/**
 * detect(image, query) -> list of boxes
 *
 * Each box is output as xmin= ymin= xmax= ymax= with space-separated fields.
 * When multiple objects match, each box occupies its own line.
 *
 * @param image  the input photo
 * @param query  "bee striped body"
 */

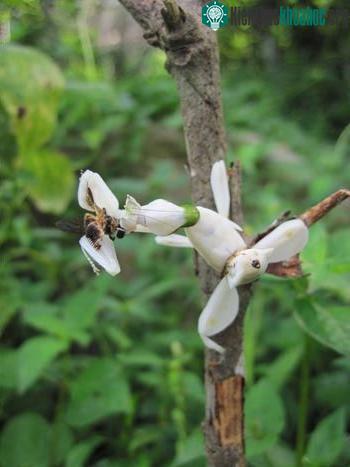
xmin=58 ymin=201 xmax=125 ymax=248
xmin=85 ymin=221 xmax=104 ymax=249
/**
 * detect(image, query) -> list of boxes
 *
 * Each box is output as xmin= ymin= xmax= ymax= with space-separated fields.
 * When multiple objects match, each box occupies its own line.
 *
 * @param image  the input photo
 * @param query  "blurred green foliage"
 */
xmin=0 ymin=0 xmax=349 ymax=466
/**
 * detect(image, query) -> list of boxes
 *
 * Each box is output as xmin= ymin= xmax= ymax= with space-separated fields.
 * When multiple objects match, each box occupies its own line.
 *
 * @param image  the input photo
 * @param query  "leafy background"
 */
xmin=0 ymin=0 xmax=349 ymax=466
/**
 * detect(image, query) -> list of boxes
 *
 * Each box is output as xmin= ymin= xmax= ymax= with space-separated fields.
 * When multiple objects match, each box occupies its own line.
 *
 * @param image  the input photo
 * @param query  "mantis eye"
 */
xmin=251 ymin=259 xmax=261 ymax=269
xmin=116 ymin=229 xmax=126 ymax=239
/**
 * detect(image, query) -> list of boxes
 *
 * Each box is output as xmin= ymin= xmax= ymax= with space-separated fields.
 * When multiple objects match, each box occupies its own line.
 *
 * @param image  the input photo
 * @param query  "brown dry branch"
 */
xmin=256 ymin=189 xmax=350 ymax=279
xmin=254 ymin=188 xmax=350 ymax=246
xmin=300 ymin=188 xmax=350 ymax=227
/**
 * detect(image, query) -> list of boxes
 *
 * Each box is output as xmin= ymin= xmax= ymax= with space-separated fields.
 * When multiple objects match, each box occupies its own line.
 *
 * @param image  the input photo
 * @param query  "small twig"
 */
xmin=255 ymin=189 xmax=350 ymax=279
xmin=266 ymin=256 xmax=303 ymax=278
xmin=300 ymin=188 xmax=350 ymax=227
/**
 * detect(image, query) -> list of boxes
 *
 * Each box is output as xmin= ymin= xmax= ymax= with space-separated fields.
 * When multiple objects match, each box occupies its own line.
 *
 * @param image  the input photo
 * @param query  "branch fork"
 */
xmin=258 ymin=189 xmax=350 ymax=279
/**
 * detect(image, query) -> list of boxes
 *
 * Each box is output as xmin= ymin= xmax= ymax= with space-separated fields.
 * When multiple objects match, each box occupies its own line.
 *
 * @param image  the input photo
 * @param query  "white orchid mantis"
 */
xmin=76 ymin=163 xmax=309 ymax=354
xmin=152 ymin=161 xmax=309 ymax=353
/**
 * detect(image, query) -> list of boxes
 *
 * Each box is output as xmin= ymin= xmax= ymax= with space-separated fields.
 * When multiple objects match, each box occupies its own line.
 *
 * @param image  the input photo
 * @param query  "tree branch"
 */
xmin=201 ymin=158 xmax=248 ymax=467
xmin=119 ymin=1 xmax=247 ymax=465
xmin=300 ymin=188 xmax=350 ymax=227
xmin=251 ymin=189 xmax=350 ymax=279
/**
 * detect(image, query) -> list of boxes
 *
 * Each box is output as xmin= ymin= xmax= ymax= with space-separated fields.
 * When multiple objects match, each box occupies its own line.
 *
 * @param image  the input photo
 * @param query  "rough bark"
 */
xmin=203 ymin=163 xmax=249 ymax=467
xmin=119 ymin=1 xmax=247 ymax=465
xmin=300 ymin=188 xmax=350 ymax=227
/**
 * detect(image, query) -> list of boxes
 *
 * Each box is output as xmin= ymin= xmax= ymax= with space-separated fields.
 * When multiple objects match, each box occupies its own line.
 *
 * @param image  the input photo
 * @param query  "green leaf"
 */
xmin=63 ymin=275 xmax=112 ymax=329
xmin=0 ymin=284 xmax=21 ymax=333
xmin=50 ymin=422 xmax=74 ymax=466
xmin=171 ymin=428 xmax=205 ymax=467
xmin=329 ymin=229 xmax=350 ymax=261
xmin=261 ymin=347 xmax=303 ymax=389
xmin=314 ymin=371 xmax=350 ymax=409
xmin=246 ymin=379 xmax=285 ymax=457
xmin=0 ymin=45 xmax=64 ymax=152
xmin=16 ymin=336 xmax=67 ymax=393
xmin=182 ymin=372 xmax=205 ymax=404
xmin=0 ymin=349 xmax=17 ymax=389
xmin=21 ymin=150 xmax=74 ymax=214
xmin=294 ymin=299 xmax=350 ymax=356
xmin=0 ymin=272 xmax=23 ymax=333
xmin=23 ymin=303 xmax=90 ymax=345
xmin=304 ymin=409 xmax=346 ymax=466
xmin=302 ymin=223 xmax=328 ymax=266
xmin=66 ymin=358 xmax=132 ymax=427
xmin=129 ymin=426 xmax=163 ymax=453
xmin=117 ymin=350 xmax=164 ymax=368
xmin=301 ymin=223 xmax=328 ymax=290
xmin=301 ymin=225 xmax=350 ymax=300
xmin=0 ymin=413 xmax=50 ymax=467
xmin=65 ymin=436 xmax=103 ymax=467
xmin=266 ymin=443 xmax=296 ymax=467
xmin=249 ymin=443 xmax=295 ymax=467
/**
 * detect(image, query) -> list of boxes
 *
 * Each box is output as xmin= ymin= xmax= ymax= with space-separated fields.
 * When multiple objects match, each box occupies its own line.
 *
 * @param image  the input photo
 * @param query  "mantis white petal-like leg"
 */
xmin=79 ymin=235 xmax=120 ymax=276
xmin=254 ymin=218 xmax=309 ymax=263
xmin=198 ymin=277 xmax=239 ymax=353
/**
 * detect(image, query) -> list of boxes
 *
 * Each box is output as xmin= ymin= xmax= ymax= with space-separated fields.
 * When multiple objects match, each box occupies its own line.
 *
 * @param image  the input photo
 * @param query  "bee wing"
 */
xmin=198 ymin=277 xmax=239 ymax=353
xmin=253 ymin=219 xmax=309 ymax=263
xmin=210 ymin=160 xmax=230 ymax=219
xmin=155 ymin=234 xmax=193 ymax=248
xmin=79 ymin=235 xmax=120 ymax=276
xmin=56 ymin=219 xmax=83 ymax=235
xmin=78 ymin=170 xmax=120 ymax=218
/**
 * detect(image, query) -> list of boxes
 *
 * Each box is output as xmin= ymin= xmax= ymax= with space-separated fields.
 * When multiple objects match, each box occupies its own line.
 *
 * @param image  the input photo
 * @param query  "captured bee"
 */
xmin=57 ymin=188 xmax=125 ymax=248
xmin=83 ymin=207 xmax=119 ymax=249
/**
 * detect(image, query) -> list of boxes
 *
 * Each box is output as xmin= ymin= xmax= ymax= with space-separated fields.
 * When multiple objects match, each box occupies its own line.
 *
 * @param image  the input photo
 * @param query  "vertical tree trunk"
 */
xmin=119 ymin=1 xmax=249 ymax=465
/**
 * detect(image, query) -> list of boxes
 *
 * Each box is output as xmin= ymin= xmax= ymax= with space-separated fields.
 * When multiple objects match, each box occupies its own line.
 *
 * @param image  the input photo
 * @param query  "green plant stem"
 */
xmin=77 ymin=0 xmax=98 ymax=81
xmin=296 ymin=335 xmax=311 ymax=466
